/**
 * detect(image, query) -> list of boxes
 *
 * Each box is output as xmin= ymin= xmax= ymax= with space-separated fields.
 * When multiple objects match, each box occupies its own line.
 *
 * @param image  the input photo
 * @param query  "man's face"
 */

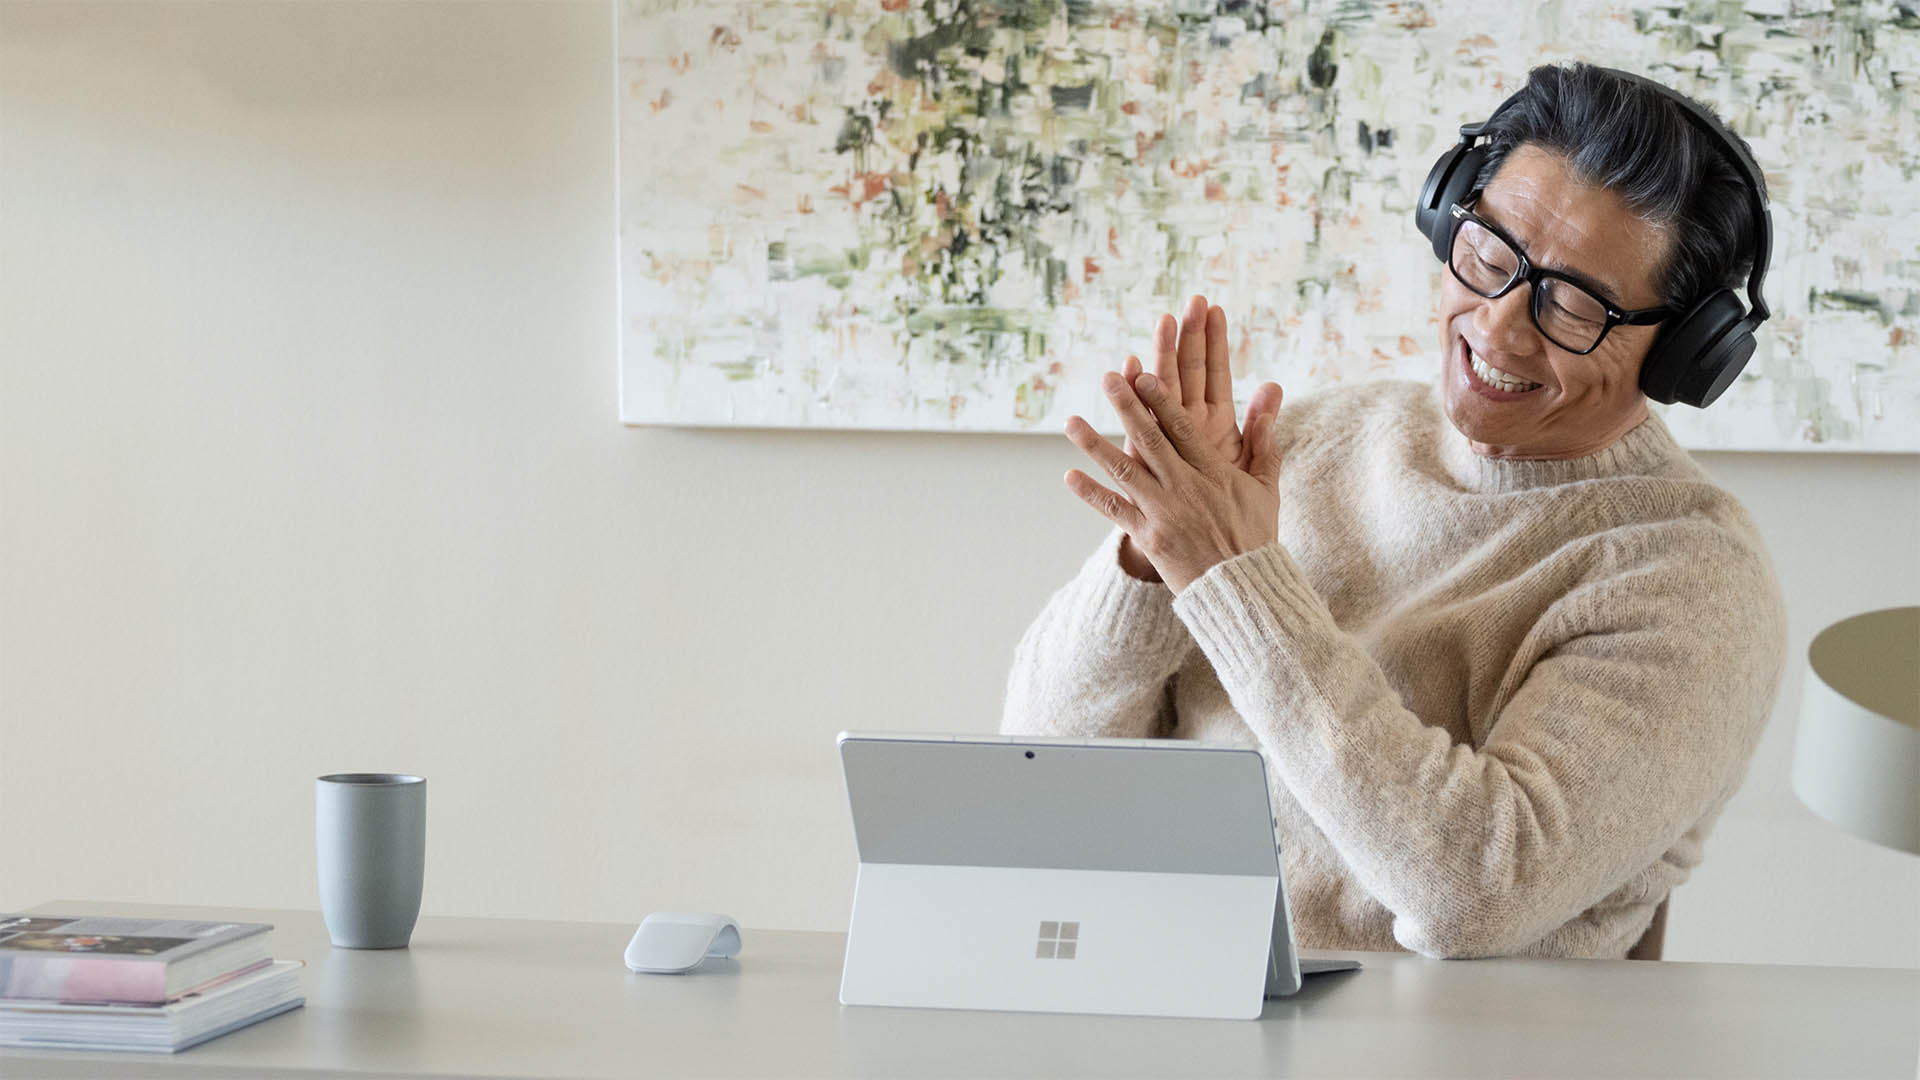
xmin=1438 ymin=144 xmax=1675 ymax=460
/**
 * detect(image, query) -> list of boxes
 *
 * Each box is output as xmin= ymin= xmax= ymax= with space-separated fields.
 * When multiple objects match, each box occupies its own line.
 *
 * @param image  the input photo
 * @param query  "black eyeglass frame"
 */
xmin=1446 ymin=200 xmax=1672 ymax=355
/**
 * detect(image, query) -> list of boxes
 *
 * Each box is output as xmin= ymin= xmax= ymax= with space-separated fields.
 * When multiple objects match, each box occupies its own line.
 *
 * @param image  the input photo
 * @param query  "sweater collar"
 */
xmin=1432 ymin=383 xmax=1686 ymax=493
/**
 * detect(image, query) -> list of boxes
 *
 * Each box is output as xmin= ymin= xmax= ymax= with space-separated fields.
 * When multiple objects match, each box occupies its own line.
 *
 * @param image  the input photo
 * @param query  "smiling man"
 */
xmin=1441 ymin=144 xmax=1678 ymax=460
xmin=1003 ymin=63 xmax=1788 ymax=960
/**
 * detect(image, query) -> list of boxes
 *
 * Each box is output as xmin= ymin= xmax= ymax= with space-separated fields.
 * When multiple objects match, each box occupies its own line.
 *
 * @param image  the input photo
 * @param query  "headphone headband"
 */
xmin=1599 ymin=69 xmax=1771 ymax=322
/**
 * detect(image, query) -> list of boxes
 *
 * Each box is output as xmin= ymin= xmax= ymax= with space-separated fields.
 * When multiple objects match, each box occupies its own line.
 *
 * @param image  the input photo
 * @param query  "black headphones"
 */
xmin=1413 ymin=68 xmax=1773 ymax=409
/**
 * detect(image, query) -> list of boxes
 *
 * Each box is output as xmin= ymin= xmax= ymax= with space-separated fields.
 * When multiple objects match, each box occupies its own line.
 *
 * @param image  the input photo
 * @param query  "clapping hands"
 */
xmin=1064 ymin=295 xmax=1286 ymax=593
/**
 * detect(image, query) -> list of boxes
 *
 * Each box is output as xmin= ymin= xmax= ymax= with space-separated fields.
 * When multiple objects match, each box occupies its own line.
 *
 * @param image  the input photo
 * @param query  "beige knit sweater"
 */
xmin=1002 ymin=377 xmax=1788 ymax=959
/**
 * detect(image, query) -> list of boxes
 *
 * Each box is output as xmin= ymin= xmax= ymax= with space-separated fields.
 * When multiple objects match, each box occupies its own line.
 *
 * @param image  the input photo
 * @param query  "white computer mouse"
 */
xmin=623 ymin=912 xmax=742 ymax=974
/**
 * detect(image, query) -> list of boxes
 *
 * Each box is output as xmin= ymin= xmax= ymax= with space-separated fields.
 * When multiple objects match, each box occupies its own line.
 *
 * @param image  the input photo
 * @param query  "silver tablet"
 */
xmin=837 ymin=732 xmax=1353 ymax=1019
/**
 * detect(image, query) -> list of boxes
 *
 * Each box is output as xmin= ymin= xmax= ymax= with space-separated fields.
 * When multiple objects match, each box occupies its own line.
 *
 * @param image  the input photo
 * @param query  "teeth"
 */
xmin=1468 ymin=347 xmax=1540 ymax=392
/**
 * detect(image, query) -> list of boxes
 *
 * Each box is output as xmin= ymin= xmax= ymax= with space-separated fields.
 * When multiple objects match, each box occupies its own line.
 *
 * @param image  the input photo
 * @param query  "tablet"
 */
xmin=837 ymin=732 xmax=1355 ymax=1019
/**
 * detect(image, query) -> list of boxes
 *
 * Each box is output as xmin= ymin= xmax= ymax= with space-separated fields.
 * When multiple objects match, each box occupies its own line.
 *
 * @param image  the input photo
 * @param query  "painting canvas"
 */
xmin=617 ymin=0 xmax=1920 ymax=451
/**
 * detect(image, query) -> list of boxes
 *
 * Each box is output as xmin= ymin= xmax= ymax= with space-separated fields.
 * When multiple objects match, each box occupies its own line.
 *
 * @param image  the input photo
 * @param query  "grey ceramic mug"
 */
xmin=316 ymin=773 xmax=426 ymax=949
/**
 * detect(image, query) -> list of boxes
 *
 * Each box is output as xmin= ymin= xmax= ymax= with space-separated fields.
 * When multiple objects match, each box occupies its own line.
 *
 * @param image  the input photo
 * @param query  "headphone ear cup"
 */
xmin=1415 ymin=145 xmax=1486 ymax=260
xmin=1640 ymin=289 xmax=1749 ymax=407
xmin=1680 ymin=320 xmax=1757 ymax=409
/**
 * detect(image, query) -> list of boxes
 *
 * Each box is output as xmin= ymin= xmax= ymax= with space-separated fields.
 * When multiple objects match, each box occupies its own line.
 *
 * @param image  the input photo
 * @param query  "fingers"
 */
xmin=1176 ymin=294 xmax=1209 ymax=406
xmin=1130 ymin=372 xmax=1215 ymax=472
xmin=1066 ymin=407 xmax=1154 ymax=493
xmin=1150 ymin=314 xmax=1179 ymax=404
xmin=1098 ymin=371 xmax=1183 ymax=479
xmin=1063 ymin=468 xmax=1144 ymax=532
xmin=1063 ymin=414 xmax=1149 ymax=531
xmin=1204 ymin=305 xmax=1232 ymax=405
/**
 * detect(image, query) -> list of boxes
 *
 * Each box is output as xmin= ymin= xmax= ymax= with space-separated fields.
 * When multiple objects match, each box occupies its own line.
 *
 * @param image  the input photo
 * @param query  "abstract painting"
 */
xmin=618 ymin=0 xmax=1920 ymax=451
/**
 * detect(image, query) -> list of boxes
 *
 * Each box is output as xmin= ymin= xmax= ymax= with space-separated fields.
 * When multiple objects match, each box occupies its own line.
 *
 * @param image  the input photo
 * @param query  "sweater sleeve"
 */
xmin=1001 ymin=529 xmax=1197 ymax=739
xmin=1170 ymin=529 xmax=1788 ymax=959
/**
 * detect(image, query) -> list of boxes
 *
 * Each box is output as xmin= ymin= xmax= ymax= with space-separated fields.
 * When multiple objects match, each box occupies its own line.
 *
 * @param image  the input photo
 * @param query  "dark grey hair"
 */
xmin=1471 ymin=62 xmax=1765 ymax=313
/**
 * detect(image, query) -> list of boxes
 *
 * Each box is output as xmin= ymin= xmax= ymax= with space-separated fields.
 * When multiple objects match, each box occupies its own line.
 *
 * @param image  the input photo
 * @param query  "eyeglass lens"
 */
xmin=1450 ymin=217 xmax=1611 ymax=353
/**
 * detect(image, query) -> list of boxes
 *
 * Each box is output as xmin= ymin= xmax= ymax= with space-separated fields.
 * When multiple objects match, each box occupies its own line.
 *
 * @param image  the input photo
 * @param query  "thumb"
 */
xmin=1245 ymin=383 xmax=1284 ymax=486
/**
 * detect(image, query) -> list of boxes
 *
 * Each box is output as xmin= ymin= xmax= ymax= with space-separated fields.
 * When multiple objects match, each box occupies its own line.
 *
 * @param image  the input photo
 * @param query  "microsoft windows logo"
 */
xmin=1035 ymin=920 xmax=1079 ymax=959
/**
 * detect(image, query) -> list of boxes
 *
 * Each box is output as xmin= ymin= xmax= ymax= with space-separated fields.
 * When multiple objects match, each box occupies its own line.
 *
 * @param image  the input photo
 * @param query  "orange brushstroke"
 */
xmin=797 ymin=194 xmax=814 ymax=214
xmin=710 ymin=26 xmax=742 ymax=51
xmin=1387 ymin=2 xmax=1436 ymax=29
xmin=1398 ymin=335 xmax=1421 ymax=355
xmin=1134 ymin=131 xmax=1163 ymax=165
xmin=1204 ymin=179 xmax=1226 ymax=201
xmin=1107 ymin=226 xmax=1119 ymax=256
xmin=1120 ymin=101 xmax=1139 ymax=115
xmin=650 ymin=89 xmax=673 ymax=113
xmin=831 ymin=175 xmax=890 ymax=207
xmin=1083 ymin=257 xmax=1101 ymax=282
xmin=751 ymin=120 xmax=775 ymax=133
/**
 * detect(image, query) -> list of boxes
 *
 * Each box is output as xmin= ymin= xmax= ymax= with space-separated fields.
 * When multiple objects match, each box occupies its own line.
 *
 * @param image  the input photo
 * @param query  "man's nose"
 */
xmin=1474 ymin=283 xmax=1542 ymax=357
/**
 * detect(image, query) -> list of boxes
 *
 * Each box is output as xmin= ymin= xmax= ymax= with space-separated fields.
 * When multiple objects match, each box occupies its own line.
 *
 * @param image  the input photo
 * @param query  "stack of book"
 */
xmin=0 ymin=913 xmax=304 ymax=1053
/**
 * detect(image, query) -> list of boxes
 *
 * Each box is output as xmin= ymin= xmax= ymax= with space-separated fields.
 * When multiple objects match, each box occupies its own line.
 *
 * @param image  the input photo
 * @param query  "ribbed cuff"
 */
xmin=1067 ymin=529 xmax=1193 ymax=657
xmin=1171 ymin=542 xmax=1336 ymax=694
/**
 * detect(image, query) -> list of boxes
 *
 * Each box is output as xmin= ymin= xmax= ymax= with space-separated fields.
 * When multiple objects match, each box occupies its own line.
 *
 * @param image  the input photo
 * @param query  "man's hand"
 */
xmin=1067 ymin=370 xmax=1286 ymax=594
xmin=1112 ymin=295 xmax=1282 ymax=582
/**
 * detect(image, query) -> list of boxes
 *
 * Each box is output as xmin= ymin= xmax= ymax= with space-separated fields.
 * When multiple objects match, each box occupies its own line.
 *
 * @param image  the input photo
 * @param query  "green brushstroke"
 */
xmin=1809 ymin=289 xmax=1902 ymax=325
xmin=1307 ymin=28 xmax=1339 ymax=89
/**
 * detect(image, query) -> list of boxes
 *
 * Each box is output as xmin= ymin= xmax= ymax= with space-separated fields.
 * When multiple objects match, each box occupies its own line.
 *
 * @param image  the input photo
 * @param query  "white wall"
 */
xmin=2 ymin=1 xmax=1914 ymax=968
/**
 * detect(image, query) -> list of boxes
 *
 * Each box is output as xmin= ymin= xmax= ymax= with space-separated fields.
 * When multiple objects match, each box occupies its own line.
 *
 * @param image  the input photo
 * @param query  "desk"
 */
xmin=4 ymin=900 xmax=1915 ymax=1078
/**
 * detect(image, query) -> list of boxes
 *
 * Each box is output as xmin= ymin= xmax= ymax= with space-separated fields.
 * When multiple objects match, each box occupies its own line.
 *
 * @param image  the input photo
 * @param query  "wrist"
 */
xmin=1117 ymin=534 xmax=1163 ymax=583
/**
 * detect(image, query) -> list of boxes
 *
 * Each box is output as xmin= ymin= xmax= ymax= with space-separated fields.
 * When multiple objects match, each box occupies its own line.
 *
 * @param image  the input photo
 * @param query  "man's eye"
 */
xmin=1552 ymin=302 xmax=1601 ymax=326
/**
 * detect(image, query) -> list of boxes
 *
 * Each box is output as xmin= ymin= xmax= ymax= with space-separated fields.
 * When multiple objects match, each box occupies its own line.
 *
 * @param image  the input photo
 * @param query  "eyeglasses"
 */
xmin=1445 ymin=201 xmax=1671 ymax=355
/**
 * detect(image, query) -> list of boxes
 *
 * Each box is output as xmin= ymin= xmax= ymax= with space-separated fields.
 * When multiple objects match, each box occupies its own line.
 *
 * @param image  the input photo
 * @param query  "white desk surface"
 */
xmin=4 ymin=900 xmax=1916 ymax=1078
